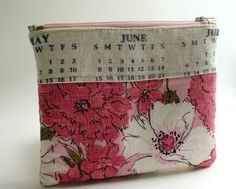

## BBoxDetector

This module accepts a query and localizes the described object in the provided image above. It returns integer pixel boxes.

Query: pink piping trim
[43,20,208,29]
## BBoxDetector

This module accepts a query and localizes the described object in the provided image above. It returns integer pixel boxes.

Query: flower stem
[166,79,169,90]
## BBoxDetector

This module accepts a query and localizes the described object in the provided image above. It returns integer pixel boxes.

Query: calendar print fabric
[39,74,216,186]
[29,22,218,186]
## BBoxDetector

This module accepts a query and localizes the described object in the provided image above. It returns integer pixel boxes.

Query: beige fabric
[29,24,218,84]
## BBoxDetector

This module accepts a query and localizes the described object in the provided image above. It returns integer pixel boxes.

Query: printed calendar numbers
[32,26,218,84]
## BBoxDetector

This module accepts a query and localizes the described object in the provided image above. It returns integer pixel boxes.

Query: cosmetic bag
[28,17,218,186]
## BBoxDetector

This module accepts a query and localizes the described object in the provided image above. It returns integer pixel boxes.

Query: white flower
[40,140,68,186]
[124,99,215,173]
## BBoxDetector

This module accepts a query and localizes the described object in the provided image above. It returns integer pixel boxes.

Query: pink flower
[81,143,127,179]
[188,74,216,131]
[59,165,89,184]
[39,83,132,144]
[127,80,163,115]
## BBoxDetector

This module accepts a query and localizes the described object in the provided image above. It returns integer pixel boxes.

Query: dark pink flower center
[75,99,91,113]
[140,89,150,103]
[152,130,182,155]
[159,135,174,152]
[142,89,149,97]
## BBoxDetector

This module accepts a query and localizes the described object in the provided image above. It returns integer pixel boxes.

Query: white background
[0,0,236,188]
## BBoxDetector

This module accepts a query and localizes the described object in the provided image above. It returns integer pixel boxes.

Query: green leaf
[64,144,84,165]
[163,89,180,104]
[60,155,75,168]
[40,127,55,141]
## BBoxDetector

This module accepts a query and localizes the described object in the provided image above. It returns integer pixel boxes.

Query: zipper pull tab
[195,17,216,24]
[28,25,44,32]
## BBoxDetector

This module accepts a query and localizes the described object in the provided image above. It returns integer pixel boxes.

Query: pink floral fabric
[39,73,216,186]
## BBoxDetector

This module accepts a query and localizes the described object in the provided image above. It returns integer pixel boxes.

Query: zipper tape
[28,17,216,31]
[29,24,219,84]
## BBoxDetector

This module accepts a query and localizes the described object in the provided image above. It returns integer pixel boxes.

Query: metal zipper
[195,16,217,24]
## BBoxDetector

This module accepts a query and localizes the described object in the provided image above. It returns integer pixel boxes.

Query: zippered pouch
[28,17,219,186]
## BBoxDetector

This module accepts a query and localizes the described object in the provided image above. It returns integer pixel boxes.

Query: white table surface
[0,0,236,188]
